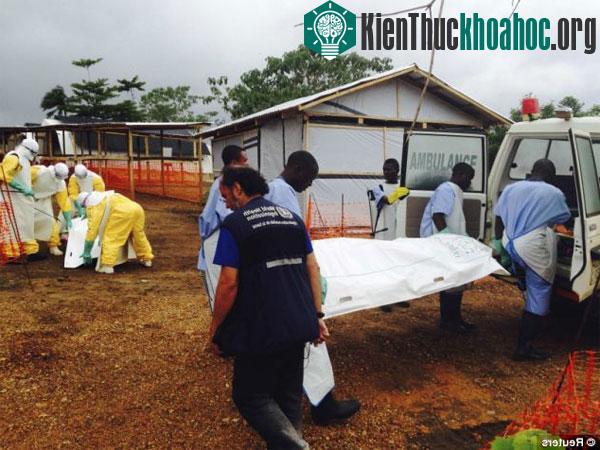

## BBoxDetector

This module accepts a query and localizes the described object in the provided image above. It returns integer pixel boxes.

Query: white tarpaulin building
[201,64,511,238]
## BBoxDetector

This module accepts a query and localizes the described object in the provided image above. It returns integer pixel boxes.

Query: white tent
[201,64,511,238]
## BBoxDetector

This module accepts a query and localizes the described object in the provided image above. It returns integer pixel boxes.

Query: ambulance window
[593,141,600,176]
[405,134,484,192]
[509,139,548,179]
[576,137,600,216]
[547,140,573,175]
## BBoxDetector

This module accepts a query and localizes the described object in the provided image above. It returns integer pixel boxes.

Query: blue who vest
[213,197,319,356]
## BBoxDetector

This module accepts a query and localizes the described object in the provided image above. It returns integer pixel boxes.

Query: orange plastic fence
[306,196,372,240]
[0,188,25,264]
[87,159,203,203]
[490,351,600,445]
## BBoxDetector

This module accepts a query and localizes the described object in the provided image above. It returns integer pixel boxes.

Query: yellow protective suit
[86,193,153,267]
[0,153,38,255]
[68,172,105,202]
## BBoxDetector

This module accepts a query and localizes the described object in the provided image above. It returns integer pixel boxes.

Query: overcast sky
[1,0,599,124]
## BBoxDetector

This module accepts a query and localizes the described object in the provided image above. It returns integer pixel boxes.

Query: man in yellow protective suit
[31,163,72,256]
[77,191,153,274]
[0,138,39,259]
[68,163,105,217]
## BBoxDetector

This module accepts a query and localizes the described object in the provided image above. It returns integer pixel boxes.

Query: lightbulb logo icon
[304,2,356,60]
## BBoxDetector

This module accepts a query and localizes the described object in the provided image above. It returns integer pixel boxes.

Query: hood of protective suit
[78,190,110,208]
[74,164,88,179]
[53,162,69,180]
[17,138,40,162]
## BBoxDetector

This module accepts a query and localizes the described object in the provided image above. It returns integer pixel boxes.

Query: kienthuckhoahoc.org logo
[303,5,597,57]
[304,1,357,60]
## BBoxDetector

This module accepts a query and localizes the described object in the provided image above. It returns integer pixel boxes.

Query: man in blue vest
[201,149,360,425]
[208,166,327,449]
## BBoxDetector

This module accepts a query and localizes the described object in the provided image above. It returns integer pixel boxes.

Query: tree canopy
[203,46,393,119]
[40,58,211,122]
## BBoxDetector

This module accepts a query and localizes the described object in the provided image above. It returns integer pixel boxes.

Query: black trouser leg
[440,291,462,323]
[232,345,307,450]
[514,310,548,361]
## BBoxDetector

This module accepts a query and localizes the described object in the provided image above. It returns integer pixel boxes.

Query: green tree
[140,86,213,122]
[586,104,600,116]
[203,45,393,119]
[116,75,146,101]
[70,78,119,119]
[40,85,70,118]
[72,57,103,80]
[558,96,585,116]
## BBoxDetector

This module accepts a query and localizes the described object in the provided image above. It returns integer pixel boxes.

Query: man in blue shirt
[198,145,248,310]
[493,159,571,361]
[420,163,476,334]
[208,166,327,450]
[265,151,361,425]
[201,149,360,425]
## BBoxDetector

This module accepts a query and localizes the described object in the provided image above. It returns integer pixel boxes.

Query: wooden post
[97,131,102,155]
[47,130,53,158]
[61,128,66,157]
[72,128,78,163]
[127,130,135,199]
[160,130,165,196]
[197,136,203,202]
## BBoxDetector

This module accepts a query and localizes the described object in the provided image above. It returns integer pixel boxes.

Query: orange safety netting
[488,350,600,447]
[306,196,372,240]
[0,190,25,265]
[86,159,203,203]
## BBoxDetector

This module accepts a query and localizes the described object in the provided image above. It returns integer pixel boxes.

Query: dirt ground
[1,194,597,449]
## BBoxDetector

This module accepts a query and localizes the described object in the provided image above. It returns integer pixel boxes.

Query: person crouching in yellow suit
[77,191,154,274]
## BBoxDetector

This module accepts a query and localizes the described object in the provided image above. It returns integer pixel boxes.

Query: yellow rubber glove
[387,186,410,204]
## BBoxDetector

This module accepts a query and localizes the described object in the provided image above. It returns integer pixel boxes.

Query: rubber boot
[311,392,361,426]
[439,292,474,334]
[454,292,476,332]
[513,310,549,361]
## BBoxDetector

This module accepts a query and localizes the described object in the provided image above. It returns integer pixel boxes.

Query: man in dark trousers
[208,166,328,449]
[420,162,477,334]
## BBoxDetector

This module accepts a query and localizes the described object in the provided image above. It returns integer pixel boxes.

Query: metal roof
[200,64,511,138]
[0,121,209,133]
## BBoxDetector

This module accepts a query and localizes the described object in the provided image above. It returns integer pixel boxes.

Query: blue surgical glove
[63,211,73,231]
[74,200,86,219]
[81,240,94,265]
[320,275,328,305]
[9,179,34,197]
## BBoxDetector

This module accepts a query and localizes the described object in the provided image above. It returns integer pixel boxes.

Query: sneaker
[311,393,361,426]
[97,265,114,274]
[140,260,152,268]
[49,247,64,256]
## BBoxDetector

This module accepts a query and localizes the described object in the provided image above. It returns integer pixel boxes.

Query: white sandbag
[313,234,507,318]
[64,218,100,268]
[303,342,335,406]
[64,217,135,269]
